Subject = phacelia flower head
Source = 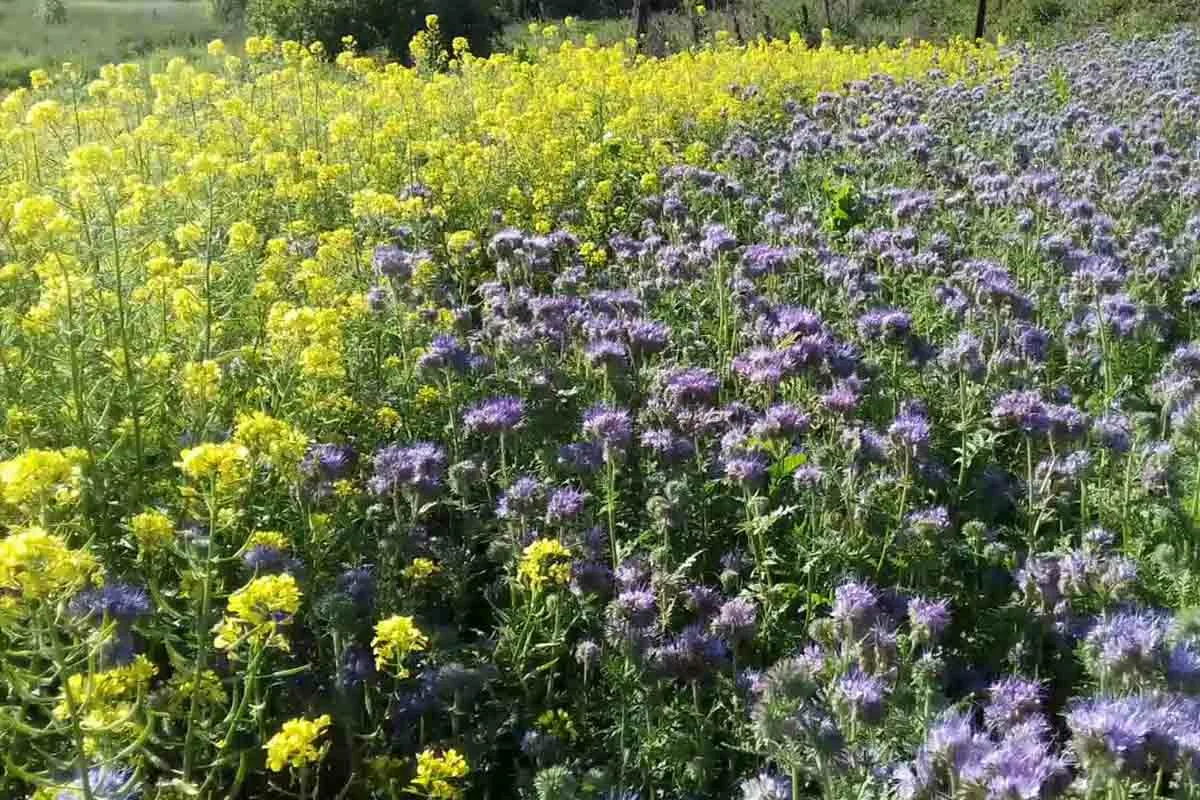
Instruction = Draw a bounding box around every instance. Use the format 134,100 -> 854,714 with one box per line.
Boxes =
463,396 -> 525,436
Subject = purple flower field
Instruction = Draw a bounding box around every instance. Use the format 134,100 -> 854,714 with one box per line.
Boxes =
7,24 -> 1200,800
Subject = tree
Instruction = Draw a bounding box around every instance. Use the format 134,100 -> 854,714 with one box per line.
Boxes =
975,0 -> 987,38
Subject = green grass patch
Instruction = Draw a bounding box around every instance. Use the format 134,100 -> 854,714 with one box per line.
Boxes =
0,0 -> 229,89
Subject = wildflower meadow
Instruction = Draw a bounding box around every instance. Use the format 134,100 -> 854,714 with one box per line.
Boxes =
2,14 -> 1200,800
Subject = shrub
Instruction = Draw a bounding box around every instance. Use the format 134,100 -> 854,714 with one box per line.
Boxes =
246,0 -> 499,57
35,0 -> 66,25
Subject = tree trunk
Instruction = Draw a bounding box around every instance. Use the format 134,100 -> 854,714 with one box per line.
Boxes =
729,1 -> 744,44
974,0 -> 987,39
632,0 -> 650,50
823,0 -> 833,29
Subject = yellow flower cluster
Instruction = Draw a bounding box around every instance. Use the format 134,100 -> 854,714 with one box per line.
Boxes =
129,509 -> 175,553
0,447 -> 86,510
371,614 -> 428,675
409,748 -> 469,800
246,530 -> 289,552
535,708 -> 577,741
0,526 -> 97,604
53,655 -> 157,753
177,442 -> 251,487
264,714 -> 331,772
518,539 -> 573,591
233,411 -> 309,480
214,573 -> 301,652
402,557 -> 441,582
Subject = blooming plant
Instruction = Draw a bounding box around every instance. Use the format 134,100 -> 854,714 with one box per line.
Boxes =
4,11 -> 1200,800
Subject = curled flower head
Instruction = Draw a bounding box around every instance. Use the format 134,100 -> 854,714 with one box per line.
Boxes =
463,396 -> 525,436
370,443 -> 447,497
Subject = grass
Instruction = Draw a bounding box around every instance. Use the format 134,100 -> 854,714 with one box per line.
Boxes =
0,0 -> 228,89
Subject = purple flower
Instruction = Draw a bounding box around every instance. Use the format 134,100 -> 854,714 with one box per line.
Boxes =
574,639 -> 601,667
821,381 -> 861,416
792,463 -> 824,489
701,224 -> 738,256
1047,404 -> 1090,443
907,506 -> 950,536
586,338 -> 630,370
626,319 -> 671,358
1067,695 -> 1158,777
1084,610 -> 1171,686
463,396 -> 525,436
908,597 -> 951,644
417,335 -> 471,373
640,428 -> 695,464
570,561 -> 613,598
69,584 -> 152,624
752,404 -> 810,440
723,453 -> 768,487
338,567 -> 375,607
652,625 -> 728,683
301,443 -> 358,485
613,588 -> 658,629
857,308 -> 913,344
366,285 -> 388,311
732,347 -> 788,387
889,407 -> 931,454
583,405 -> 634,451
712,597 -> 759,645
373,244 -> 415,279
1092,412 -> 1132,453
341,644 -> 377,686
496,476 -> 544,519
832,581 -> 879,641
662,368 -> 720,408
939,331 -> 985,380
833,668 -> 887,725
546,487 -> 587,525
991,390 -> 1050,435
685,585 -> 723,622
984,677 -> 1043,734
739,772 -> 791,800
370,443 -> 447,497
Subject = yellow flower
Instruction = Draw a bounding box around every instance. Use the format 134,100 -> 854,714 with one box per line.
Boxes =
0,526 -> 97,602
247,530 -> 289,552
207,39 -> 227,58
226,573 -> 301,626
216,573 -> 302,652
129,509 -> 175,553
265,714 -> 331,772
402,557 -> 440,582
178,442 -> 251,486
53,655 -> 157,721
372,615 -> 428,675
518,539 -> 573,591
233,411 -> 308,479
180,360 -> 221,404
0,447 -> 86,508
409,748 -> 469,800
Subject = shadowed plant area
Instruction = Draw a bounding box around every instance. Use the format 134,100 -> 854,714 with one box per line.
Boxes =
3,11 -> 1200,800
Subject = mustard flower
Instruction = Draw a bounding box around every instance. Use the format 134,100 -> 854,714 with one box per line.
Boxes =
265,714 -> 332,772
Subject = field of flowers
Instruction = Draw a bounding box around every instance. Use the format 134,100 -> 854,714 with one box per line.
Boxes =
0,15 -> 1198,800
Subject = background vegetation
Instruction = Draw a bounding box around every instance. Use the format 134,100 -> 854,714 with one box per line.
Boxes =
0,0 -> 1196,91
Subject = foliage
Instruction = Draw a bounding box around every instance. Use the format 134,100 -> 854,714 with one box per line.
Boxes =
245,0 -> 499,58
4,12 -> 1200,800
